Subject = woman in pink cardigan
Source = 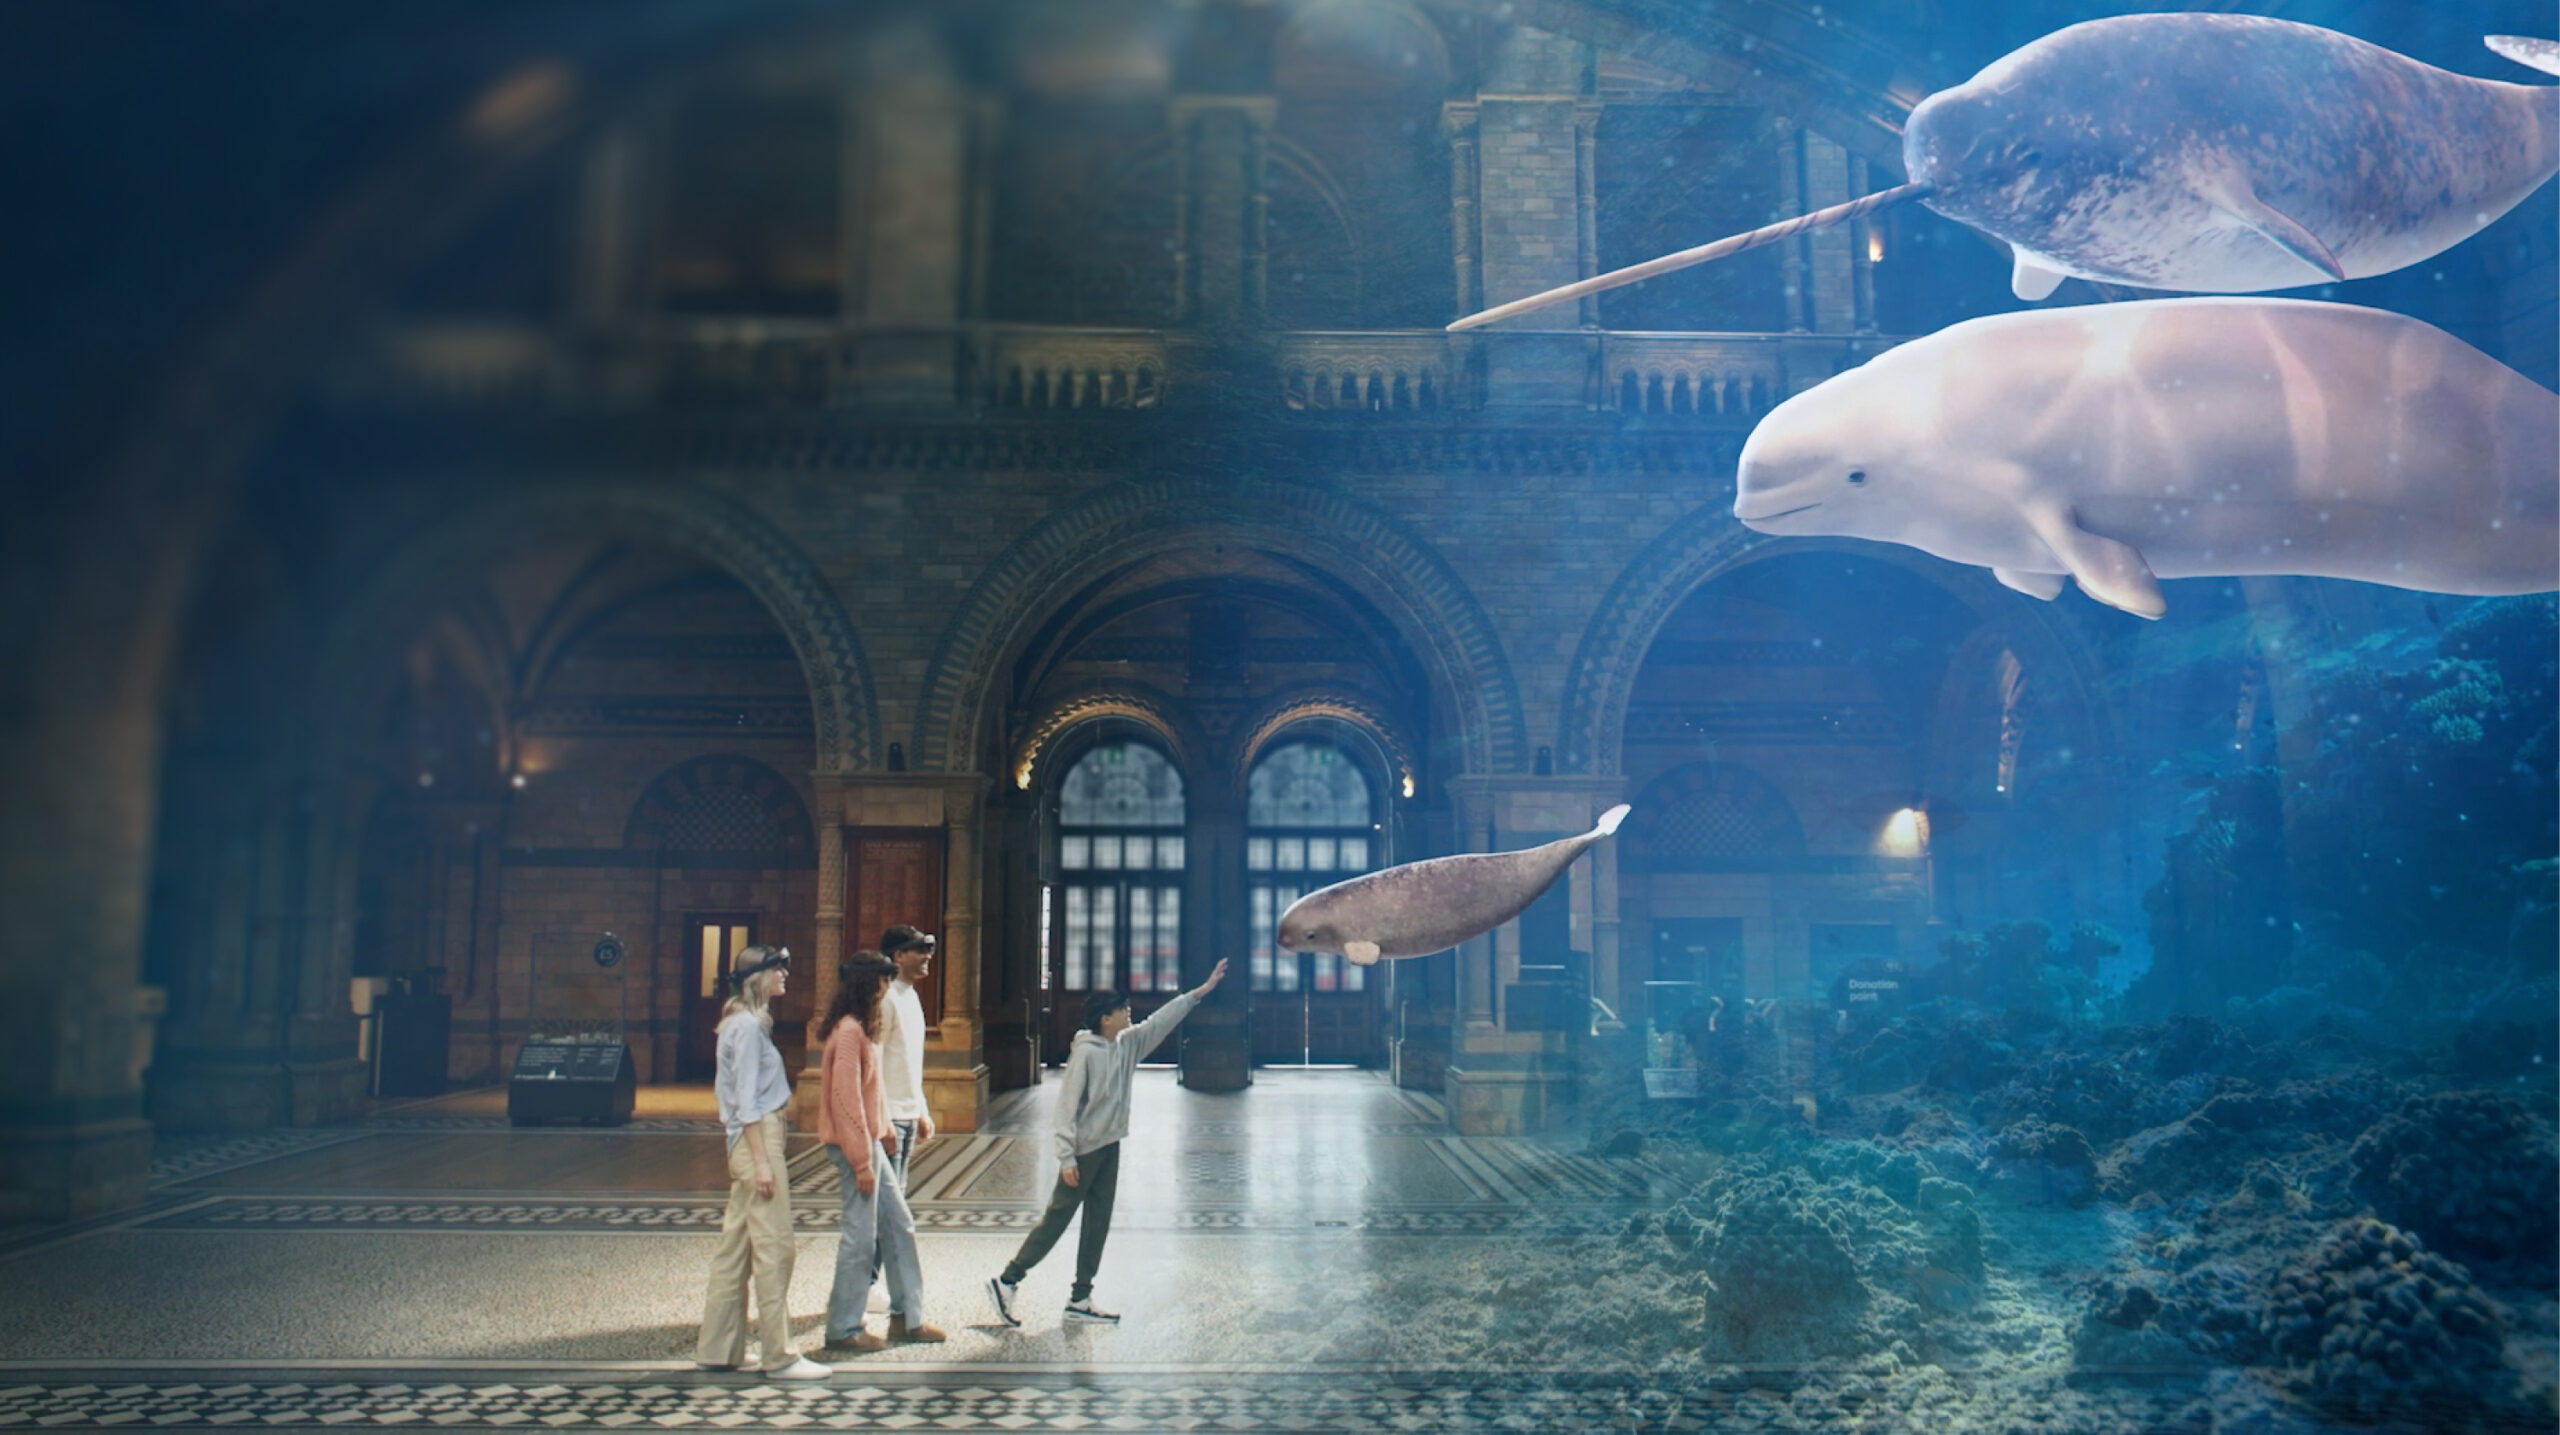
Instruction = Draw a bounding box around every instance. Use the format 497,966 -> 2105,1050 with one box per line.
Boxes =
817,953 -> 942,1351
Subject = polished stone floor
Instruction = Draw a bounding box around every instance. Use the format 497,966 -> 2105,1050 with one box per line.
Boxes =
0,1071 -> 2237,1430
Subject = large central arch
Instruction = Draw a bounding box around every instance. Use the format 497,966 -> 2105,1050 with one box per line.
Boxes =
912,475 -> 1526,777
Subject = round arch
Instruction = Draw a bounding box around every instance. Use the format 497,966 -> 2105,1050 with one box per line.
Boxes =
1012,684 -> 1207,797
1230,687 -> 1419,808
310,477 -> 878,778
1555,505 -> 2121,778
913,476 -> 1526,777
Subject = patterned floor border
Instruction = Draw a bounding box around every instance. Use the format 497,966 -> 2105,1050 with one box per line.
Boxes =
0,1367 -> 2236,1433
128,1196 -> 1645,1236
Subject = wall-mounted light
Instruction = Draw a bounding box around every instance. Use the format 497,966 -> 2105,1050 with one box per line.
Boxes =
1867,230 -> 1886,264
1880,807 -> 1929,858
1015,759 -> 1035,790
510,773 -> 527,790
1400,774 -> 1416,799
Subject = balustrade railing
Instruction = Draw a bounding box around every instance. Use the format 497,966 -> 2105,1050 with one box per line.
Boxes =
332,321 -> 1899,417
1276,332 -> 1458,412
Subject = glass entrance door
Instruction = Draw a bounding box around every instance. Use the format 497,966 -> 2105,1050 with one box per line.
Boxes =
680,914 -> 756,1080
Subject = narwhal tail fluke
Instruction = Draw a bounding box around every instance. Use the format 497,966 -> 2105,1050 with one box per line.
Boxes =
1594,803 -> 1631,838
1445,183 -> 1934,332
2487,35 -> 2560,77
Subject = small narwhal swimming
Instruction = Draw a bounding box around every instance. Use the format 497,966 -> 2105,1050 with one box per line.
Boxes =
1449,14 -> 2560,325
1276,805 -> 1630,965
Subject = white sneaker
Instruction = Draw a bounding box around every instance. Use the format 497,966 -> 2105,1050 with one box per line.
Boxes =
762,1356 -> 834,1381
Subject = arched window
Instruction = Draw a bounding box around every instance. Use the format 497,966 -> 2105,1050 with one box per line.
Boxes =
1247,740 -> 1376,995
1057,742 -> 1187,994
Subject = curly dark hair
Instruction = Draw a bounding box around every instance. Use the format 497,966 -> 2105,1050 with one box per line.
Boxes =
824,952 -> 899,1040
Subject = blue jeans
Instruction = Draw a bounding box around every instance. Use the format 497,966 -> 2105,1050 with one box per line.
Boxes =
825,1141 -> 924,1340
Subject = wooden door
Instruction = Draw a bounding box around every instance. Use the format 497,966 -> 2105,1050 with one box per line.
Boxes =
680,914 -> 757,1079
849,831 -> 945,1022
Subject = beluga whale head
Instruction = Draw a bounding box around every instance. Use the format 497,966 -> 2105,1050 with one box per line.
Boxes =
1732,353 -> 2036,574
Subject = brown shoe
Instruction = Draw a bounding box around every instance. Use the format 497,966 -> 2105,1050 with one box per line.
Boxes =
888,1316 -> 947,1343
825,1329 -> 887,1353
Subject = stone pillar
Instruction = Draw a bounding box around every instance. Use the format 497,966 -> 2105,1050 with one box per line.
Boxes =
844,20 -> 968,402
1441,103 -> 1481,319
1778,122 -> 1809,332
1801,130 -> 1856,334
0,664 -> 160,1218
1172,96 -> 1276,327
794,773 -> 850,1121
571,123 -> 640,328
1849,155 -> 1879,333
825,775 -> 993,1132
1441,779 -> 1622,1134
1472,27 -> 1593,406
1179,776 -> 1252,1092
1574,100 -> 1602,329
152,777 -> 365,1132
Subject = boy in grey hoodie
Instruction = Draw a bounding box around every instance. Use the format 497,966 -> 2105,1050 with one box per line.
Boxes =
988,958 -> 1228,1326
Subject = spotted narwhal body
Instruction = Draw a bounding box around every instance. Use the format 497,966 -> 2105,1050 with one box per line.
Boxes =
1732,298 -> 2559,617
1447,19 -> 2560,330
1277,805 -> 1630,965
1911,14 -> 2560,300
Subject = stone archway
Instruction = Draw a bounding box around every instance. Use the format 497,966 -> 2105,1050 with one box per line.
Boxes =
1555,506 -> 2120,778
312,478 -> 877,777
912,475 -> 1526,779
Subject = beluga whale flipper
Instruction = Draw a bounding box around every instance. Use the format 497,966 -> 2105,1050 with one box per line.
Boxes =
1449,17 -> 2559,328
1731,298 -> 2559,618
1276,805 -> 1631,965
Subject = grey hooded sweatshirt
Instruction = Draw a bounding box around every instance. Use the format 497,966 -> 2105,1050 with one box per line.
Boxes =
1051,986 -> 1206,1171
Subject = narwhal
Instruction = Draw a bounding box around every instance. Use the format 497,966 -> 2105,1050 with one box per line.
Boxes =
1731,297 -> 2558,617
1449,16 -> 2560,325
1276,805 -> 1630,965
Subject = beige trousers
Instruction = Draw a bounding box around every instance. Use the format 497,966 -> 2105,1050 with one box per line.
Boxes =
696,1111 -> 797,1367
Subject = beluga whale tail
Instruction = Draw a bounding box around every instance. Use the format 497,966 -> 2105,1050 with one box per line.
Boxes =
1276,804 -> 1631,965
1451,17 -> 2560,326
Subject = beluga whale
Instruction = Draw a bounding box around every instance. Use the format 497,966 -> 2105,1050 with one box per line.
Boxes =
1276,805 -> 1631,965
1731,298 -> 2558,618
1449,16 -> 2560,327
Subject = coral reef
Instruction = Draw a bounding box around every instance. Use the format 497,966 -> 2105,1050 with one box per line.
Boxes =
2261,1218 -> 2519,1427
2349,1091 -> 2559,1279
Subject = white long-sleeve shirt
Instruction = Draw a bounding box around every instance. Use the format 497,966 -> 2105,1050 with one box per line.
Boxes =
1051,986 -> 1204,1169
881,978 -> 929,1122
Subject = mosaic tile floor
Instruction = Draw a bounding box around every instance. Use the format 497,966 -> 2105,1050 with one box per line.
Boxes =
0,1071 -> 2381,1431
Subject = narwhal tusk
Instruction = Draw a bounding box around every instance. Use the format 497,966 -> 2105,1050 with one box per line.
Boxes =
1445,181 -> 1935,332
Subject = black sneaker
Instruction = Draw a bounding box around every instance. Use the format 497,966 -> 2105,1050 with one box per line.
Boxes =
987,1275 -> 1021,1327
1063,1299 -> 1119,1325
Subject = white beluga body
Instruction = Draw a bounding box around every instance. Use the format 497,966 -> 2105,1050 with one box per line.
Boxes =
1732,298 -> 2558,618
1277,805 -> 1630,965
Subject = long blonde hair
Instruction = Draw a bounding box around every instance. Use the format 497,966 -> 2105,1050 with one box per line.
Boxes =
720,947 -> 786,1030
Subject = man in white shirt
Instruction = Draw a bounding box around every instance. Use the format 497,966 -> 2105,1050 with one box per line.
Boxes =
871,925 -> 937,1331
877,925 -> 936,1185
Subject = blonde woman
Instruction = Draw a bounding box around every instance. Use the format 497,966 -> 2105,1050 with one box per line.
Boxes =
696,946 -> 831,1380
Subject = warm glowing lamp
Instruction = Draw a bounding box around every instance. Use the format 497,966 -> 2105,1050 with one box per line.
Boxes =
1880,806 -> 1930,858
